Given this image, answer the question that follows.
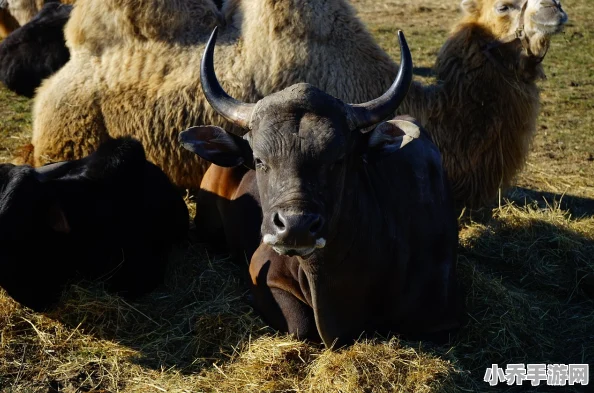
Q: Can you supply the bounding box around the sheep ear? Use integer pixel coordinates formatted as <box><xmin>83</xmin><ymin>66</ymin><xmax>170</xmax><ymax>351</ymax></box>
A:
<box><xmin>461</xmin><ymin>0</ymin><xmax>478</xmax><ymax>14</ymax></box>
<box><xmin>179</xmin><ymin>126</ymin><xmax>254</xmax><ymax>168</ymax></box>
<box><xmin>364</xmin><ymin>116</ymin><xmax>421</xmax><ymax>160</ymax></box>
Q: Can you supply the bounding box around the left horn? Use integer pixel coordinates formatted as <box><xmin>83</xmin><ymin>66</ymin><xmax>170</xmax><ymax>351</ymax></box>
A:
<box><xmin>348</xmin><ymin>30</ymin><xmax>413</xmax><ymax>129</ymax></box>
<box><xmin>201</xmin><ymin>26</ymin><xmax>256</xmax><ymax>129</ymax></box>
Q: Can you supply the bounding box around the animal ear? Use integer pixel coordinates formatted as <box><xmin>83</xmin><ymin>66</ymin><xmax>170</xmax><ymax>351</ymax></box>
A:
<box><xmin>364</xmin><ymin>116</ymin><xmax>421</xmax><ymax>160</ymax></box>
<box><xmin>460</xmin><ymin>0</ymin><xmax>478</xmax><ymax>14</ymax></box>
<box><xmin>47</xmin><ymin>203</ymin><xmax>70</xmax><ymax>233</ymax></box>
<box><xmin>179</xmin><ymin>126</ymin><xmax>254</xmax><ymax>168</ymax></box>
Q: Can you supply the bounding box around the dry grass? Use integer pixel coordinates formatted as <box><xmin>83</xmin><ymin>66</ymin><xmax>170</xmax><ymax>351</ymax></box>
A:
<box><xmin>1</xmin><ymin>0</ymin><xmax>593</xmax><ymax>392</ymax></box>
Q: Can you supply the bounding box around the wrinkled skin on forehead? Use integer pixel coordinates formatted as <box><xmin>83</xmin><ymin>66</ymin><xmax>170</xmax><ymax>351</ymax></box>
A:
<box><xmin>247</xmin><ymin>84</ymin><xmax>357</xmax><ymax>251</ymax></box>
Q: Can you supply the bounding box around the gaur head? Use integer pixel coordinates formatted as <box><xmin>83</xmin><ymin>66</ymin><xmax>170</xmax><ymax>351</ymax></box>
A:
<box><xmin>181</xmin><ymin>27</ymin><xmax>413</xmax><ymax>258</ymax></box>
<box><xmin>0</xmin><ymin>161</ymin><xmax>72</xmax><ymax>238</ymax></box>
<box><xmin>462</xmin><ymin>0</ymin><xmax>568</xmax><ymax>55</ymax></box>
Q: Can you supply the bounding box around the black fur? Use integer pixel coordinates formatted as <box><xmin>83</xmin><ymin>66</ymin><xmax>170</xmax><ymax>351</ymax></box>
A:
<box><xmin>0</xmin><ymin>1</ymin><xmax>71</xmax><ymax>98</ymax></box>
<box><xmin>0</xmin><ymin>137</ymin><xmax>189</xmax><ymax>311</ymax></box>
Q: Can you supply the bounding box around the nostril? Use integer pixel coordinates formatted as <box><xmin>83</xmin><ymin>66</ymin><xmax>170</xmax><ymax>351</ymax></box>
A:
<box><xmin>273</xmin><ymin>212</ymin><xmax>286</xmax><ymax>231</ymax></box>
<box><xmin>309</xmin><ymin>215</ymin><xmax>323</xmax><ymax>234</ymax></box>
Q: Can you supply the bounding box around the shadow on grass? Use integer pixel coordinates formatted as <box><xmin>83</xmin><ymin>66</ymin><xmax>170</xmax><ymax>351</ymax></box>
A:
<box><xmin>34</xmin><ymin>227</ymin><xmax>271</xmax><ymax>379</ymax></box>
<box><xmin>459</xmin><ymin>186</ymin><xmax>594</xmax><ymax>225</ymax></box>
<box><xmin>0</xmin><ymin>228</ymin><xmax>274</xmax><ymax>392</ymax></box>
<box><xmin>413</xmin><ymin>66</ymin><xmax>435</xmax><ymax>78</ymax></box>
<box><xmin>0</xmin><ymin>189</ymin><xmax>270</xmax><ymax>386</ymax></box>
<box><xmin>451</xmin><ymin>205</ymin><xmax>594</xmax><ymax>392</ymax></box>
<box><xmin>505</xmin><ymin>186</ymin><xmax>594</xmax><ymax>218</ymax></box>
<box><xmin>37</xmin><ymin>190</ymin><xmax>269</xmax><ymax>377</ymax></box>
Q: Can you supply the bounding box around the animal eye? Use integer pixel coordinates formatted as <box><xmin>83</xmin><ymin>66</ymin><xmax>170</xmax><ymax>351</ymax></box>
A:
<box><xmin>254</xmin><ymin>158</ymin><xmax>268</xmax><ymax>172</ymax></box>
<box><xmin>496</xmin><ymin>4</ymin><xmax>510</xmax><ymax>13</ymax></box>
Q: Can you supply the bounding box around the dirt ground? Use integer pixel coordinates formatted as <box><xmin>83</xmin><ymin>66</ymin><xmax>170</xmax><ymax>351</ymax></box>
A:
<box><xmin>0</xmin><ymin>0</ymin><xmax>592</xmax><ymax>392</ymax></box>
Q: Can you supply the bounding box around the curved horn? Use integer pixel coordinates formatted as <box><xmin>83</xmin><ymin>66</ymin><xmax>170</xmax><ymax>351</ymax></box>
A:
<box><xmin>349</xmin><ymin>30</ymin><xmax>413</xmax><ymax>129</ymax></box>
<box><xmin>201</xmin><ymin>26</ymin><xmax>255</xmax><ymax>129</ymax></box>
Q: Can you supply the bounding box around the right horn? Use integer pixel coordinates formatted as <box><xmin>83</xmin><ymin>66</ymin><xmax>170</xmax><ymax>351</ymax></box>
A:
<box><xmin>348</xmin><ymin>30</ymin><xmax>413</xmax><ymax>130</ymax></box>
<box><xmin>200</xmin><ymin>26</ymin><xmax>256</xmax><ymax>129</ymax></box>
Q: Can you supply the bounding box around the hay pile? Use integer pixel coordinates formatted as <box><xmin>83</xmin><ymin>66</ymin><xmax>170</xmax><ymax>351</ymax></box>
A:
<box><xmin>1</xmin><ymin>197</ymin><xmax>592</xmax><ymax>392</ymax></box>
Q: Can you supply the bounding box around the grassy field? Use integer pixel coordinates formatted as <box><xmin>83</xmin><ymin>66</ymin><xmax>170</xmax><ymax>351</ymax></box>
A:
<box><xmin>1</xmin><ymin>0</ymin><xmax>593</xmax><ymax>392</ymax></box>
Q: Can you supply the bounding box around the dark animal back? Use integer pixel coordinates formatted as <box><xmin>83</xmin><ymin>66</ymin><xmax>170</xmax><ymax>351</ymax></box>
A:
<box><xmin>0</xmin><ymin>2</ymin><xmax>71</xmax><ymax>97</ymax></box>
<box><xmin>0</xmin><ymin>137</ymin><xmax>188</xmax><ymax>310</ymax></box>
